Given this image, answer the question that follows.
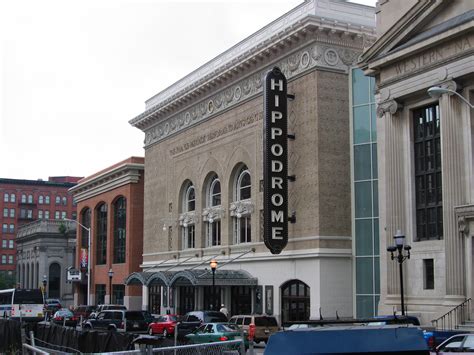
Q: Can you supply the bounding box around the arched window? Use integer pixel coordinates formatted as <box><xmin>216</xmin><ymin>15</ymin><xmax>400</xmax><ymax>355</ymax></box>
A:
<box><xmin>49</xmin><ymin>263</ymin><xmax>61</xmax><ymax>298</ymax></box>
<box><xmin>233</xmin><ymin>165</ymin><xmax>252</xmax><ymax>244</ymax></box>
<box><xmin>55</xmin><ymin>196</ymin><xmax>61</xmax><ymax>205</ymax></box>
<box><xmin>281</xmin><ymin>280</ymin><xmax>310</xmax><ymax>324</ymax></box>
<box><xmin>113</xmin><ymin>197</ymin><xmax>127</xmax><ymax>263</ymax></box>
<box><xmin>21</xmin><ymin>194</ymin><xmax>26</xmax><ymax>203</ymax></box>
<box><xmin>28</xmin><ymin>194</ymin><xmax>33</xmax><ymax>203</ymax></box>
<box><xmin>3</xmin><ymin>193</ymin><xmax>8</xmax><ymax>202</ymax></box>
<box><xmin>62</xmin><ymin>196</ymin><xmax>67</xmax><ymax>206</ymax></box>
<box><xmin>81</xmin><ymin>208</ymin><xmax>91</xmax><ymax>249</ymax></box>
<box><xmin>39</xmin><ymin>195</ymin><xmax>44</xmax><ymax>204</ymax></box>
<box><xmin>10</xmin><ymin>194</ymin><xmax>16</xmax><ymax>203</ymax></box>
<box><xmin>181</xmin><ymin>182</ymin><xmax>196</xmax><ymax>249</ymax></box>
<box><xmin>45</xmin><ymin>195</ymin><xmax>50</xmax><ymax>204</ymax></box>
<box><xmin>205</xmin><ymin>175</ymin><xmax>221</xmax><ymax>247</ymax></box>
<box><xmin>96</xmin><ymin>203</ymin><xmax>108</xmax><ymax>265</ymax></box>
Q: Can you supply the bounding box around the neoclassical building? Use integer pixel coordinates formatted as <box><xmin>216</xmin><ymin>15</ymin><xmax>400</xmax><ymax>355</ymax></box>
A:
<box><xmin>359</xmin><ymin>0</ymin><xmax>474</xmax><ymax>325</ymax></box>
<box><xmin>16</xmin><ymin>219</ymin><xmax>76</xmax><ymax>307</ymax></box>
<box><xmin>127</xmin><ymin>0</ymin><xmax>376</xmax><ymax>322</ymax></box>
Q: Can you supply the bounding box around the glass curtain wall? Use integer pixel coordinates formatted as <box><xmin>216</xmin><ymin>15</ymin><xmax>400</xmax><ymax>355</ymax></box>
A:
<box><xmin>351</xmin><ymin>68</ymin><xmax>380</xmax><ymax>317</ymax></box>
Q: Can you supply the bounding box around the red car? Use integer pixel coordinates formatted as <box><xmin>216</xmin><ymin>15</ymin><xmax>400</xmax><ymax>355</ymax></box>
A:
<box><xmin>148</xmin><ymin>314</ymin><xmax>178</xmax><ymax>337</ymax></box>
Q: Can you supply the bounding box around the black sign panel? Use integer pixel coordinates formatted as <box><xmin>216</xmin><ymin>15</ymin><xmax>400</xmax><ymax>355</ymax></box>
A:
<box><xmin>263</xmin><ymin>67</ymin><xmax>288</xmax><ymax>254</ymax></box>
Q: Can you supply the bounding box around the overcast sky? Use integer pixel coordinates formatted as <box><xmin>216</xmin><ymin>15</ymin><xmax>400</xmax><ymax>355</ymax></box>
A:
<box><xmin>0</xmin><ymin>0</ymin><xmax>374</xmax><ymax>181</ymax></box>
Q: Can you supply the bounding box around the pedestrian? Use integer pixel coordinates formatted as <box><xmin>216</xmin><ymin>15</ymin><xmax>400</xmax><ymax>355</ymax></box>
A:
<box><xmin>219</xmin><ymin>303</ymin><xmax>229</xmax><ymax>317</ymax></box>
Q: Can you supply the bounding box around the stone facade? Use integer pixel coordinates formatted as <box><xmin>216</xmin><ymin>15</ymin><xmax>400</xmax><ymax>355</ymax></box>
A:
<box><xmin>16</xmin><ymin>219</ymin><xmax>76</xmax><ymax>307</ymax></box>
<box><xmin>130</xmin><ymin>0</ymin><xmax>376</xmax><ymax>322</ymax></box>
<box><xmin>359</xmin><ymin>0</ymin><xmax>474</xmax><ymax>325</ymax></box>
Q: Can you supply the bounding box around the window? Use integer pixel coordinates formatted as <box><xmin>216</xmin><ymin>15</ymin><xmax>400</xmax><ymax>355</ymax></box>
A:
<box><xmin>113</xmin><ymin>197</ymin><xmax>127</xmax><ymax>263</ymax></box>
<box><xmin>45</xmin><ymin>210</ymin><xmax>50</xmax><ymax>219</ymax></box>
<box><xmin>45</xmin><ymin>196</ymin><xmax>50</xmax><ymax>204</ymax></box>
<box><xmin>96</xmin><ymin>203</ymin><xmax>108</xmax><ymax>264</ymax></box>
<box><xmin>95</xmin><ymin>284</ymin><xmax>106</xmax><ymax>305</ymax></box>
<box><xmin>10</xmin><ymin>194</ymin><xmax>16</xmax><ymax>203</ymax></box>
<box><xmin>62</xmin><ymin>197</ymin><xmax>67</xmax><ymax>206</ymax></box>
<box><xmin>112</xmin><ymin>285</ymin><xmax>125</xmax><ymax>304</ymax></box>
<box><xmin>181</xmin><ymin>183</ymin><xmax>196</xmax><ymax>249</ymax></box>
<box><xmin>27</xmin><ymin>210</ymin><xmax>33</xmax><ymax>219</ymax></box>
<box><xmin>1</xmin><ymin>255</ymin><xmax>5</xmax><ymax>264</ymax></box>
<box><xmin>81</xmin><ymin>208</ymin><xmax>91</xmax><ymax>249</ymax></box>
<box><xmin>423</xmin><ymin>259</ymin><xmax>434</xmax><ymax>290</ymax></box>
<box><xmin>9</xmin><ymin>240</ymin><xmax>13</xmax><ymax>249</ymax></box>
<box><xmin>233</xmin><ymin>166</ymin><xmax>252</xmax><ymax>244</ymax></box>
<box><xmin>38</xmin><ymin>210</ymin><xmax>43</xmax><ymax>219</ymax></box>
<box><xmin>20</xmin><ymin>209</ymin><xmax>26</xmax><ymax>218</ymax></box>
<box><xmin>27</xmin><ymin>195</ymin><xmax>33</xmax><ymax>203</ymax></box>
<box><xmin>1</xmin><ymin>240</ymin><xmax>6</xmax><ymax>248</ymax></box>
<box><xmin>21</xmin><ymin>194</ymin><xmax>26</xmax><ymax>203</ymax></box>
<box><xmin>39</xmin><ymin>195</ymin><xmax>44</xmax><ymax>204</ymax></box>
<box><xmin>206</xmin><ymin>175</ymin><xmax>221</xmax><ymax>247</ymax></box>
<box><xmin>2</xmin><ymin>224</ymin><xmax>7</xmax><ymax>233</ymax></box>
<box><xmin>61</xmin><ymin>211</ymin><xmax>66</xmax><ymax>219</ymax></box>
<box><xmin>3</xmin><ymin>208</ymin><xmax>8</xmax><ymax>218</ymax></box>
<box><xmin>3</xmin><ymin>193</ymin><xmax>8</xmax><ymax>202</ymax></box>
<box><xmin>55</xmin><ymin>196</ymin><xmax>61</xmax><ymax>205</ymax></box>
<box><xmin>8</xmin><ymin>255</ymin><xmax>13</xmax><ymax>264</ymax></box>
<box><xmin>55</xmin><ymin>211</ymin><xmax>60</xmax><ymax>220</ymax></box>
<box><xmin>9</xmin><ymin>224</ymin><xmax>14</xmax><ymax>233</ymax></box>
<box><xmin>72</xmin><ymin>212</ymin><xmax>77</xmax><ymax>220</ymax></box>
<box><xmin>414</xmin><ymin>104</ymin><xmax>442</xmax><ymax>241</ymax></box>
<box><xmin>9</xmin><ymin>209</ymin><xmax>14</xmax><ymax>218</ymax></box>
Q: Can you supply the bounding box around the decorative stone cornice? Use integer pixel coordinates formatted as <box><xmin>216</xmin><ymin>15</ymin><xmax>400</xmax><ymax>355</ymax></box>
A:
<box><xmin>141</xmin><ymin>43</ymin><xmax>364</xmax><ymax>147</ymax></box>
<box><xmin>179</xmin><ymin>212</ymin><xmax>198</xmax><ymax>227</ymax></box>
<box><xmin>229</xmin><ymin>200</ymin><xmax>254</xmax><ymax>218</ymax></box>
<box><xmin>376</xmin><ymin>99</ymin><xmax>403</xmax><ymax>118</ymax></box>
<box><xmin>17</xmin><ymin>220</ymin><xmax>77</xmax><ymax>241</ymax></box>
<box><xmin>70</xmin><ymin>162</ymin><xmax>144</xmax><ymax>203</ymax></box>
<box><xmin>202</xmin><ymin>206</ymin><xmax>225</xmax><ymax>223</ymax></box>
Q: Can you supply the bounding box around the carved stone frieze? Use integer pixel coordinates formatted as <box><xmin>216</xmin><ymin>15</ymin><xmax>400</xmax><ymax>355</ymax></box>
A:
<box><xmin>143</xmin><ymin>43</ymin><xmax>362</xmax><ymax>147</ymax></box>
<box><xmin>229</xmin><ymin>200</ymin><xmax>254</xmax><ymax>218</ymax></box>
<box><xmin>179</xmin><ymin>212</ymin><xmax>198</xmax><ymax>227</ymax></box>
<box><xmin>376</xmin><ymin>99</ymin><xmax>403</xmax><ymax>118</ymax></box>
<box><xmin>202</xmin><ymin>206</ymin><xmax>225</xmax><ymax>223</ymax></box>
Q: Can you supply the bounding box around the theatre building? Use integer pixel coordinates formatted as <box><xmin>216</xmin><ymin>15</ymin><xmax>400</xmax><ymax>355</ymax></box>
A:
<box><xmin>127</xmin><ymin>0</ymin><xmax>375</xmax><ymax>322</ymax></box>
<box><xmin>70</xmin><ymin>157</ymin><xmax>144</xmax><ymax>309</ymax></box>
<box><xmin>359</xmin><ymin>0</ymin><xmax>474</xmax><ymax>325</ymax></box>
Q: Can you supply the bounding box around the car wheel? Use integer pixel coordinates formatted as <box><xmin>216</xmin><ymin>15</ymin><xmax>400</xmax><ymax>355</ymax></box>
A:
<box><xmin>84</xmin><ymin>324</ymin><xmax>92</xmax><ymax>330</ymax></box>
<box><xmin>148</xmin><ymin>327</ymin><xmax>154</xmax><ymax>335</ymax></box>
<box><xmin>163</xmin><ymin>329</ymin><xmax>168</xmax><ymax>337</ymax></box>
<box><xmin>108</xmin><ymin>326</ymin><xmax>116</xmax><ymax>331</ymax></box>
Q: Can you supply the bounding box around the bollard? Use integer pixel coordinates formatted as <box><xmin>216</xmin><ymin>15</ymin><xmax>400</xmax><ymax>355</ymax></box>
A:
<box><xmin>29</xmin><ymin>331</ymin><xmax>35</xmax><ymax>346</ymax></box>
<box><xmin>248</xmin><ymin>323</ymin><xmax>255</xmax><ymax>355</ymax></box>
<box><xmin>63</xmin><ymin>316</ymin><xmax>66</xmax><ymax>327</ymax></box>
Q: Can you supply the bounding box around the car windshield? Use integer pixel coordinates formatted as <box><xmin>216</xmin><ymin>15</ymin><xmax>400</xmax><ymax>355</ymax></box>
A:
<box><xmin>126</xmin><ymin>311</ymin><xmax>145</xmax><ymax>320</ymax></box>
<box><xmin>255</xmin><ymin>316</ymin><xmax>278</xmax><ymax>326</ymax></box>
<box><xmin>168</xmin><ymin>315</ymin><xmax>177</xmax><ymax>322</ymax></box>
<box><xmin>55</xmin><ymin>309</ymin><xmax>73</xmax><ymax>317</ymax></box>
<box><xmin>217</xmin><ymin>324</ymin><xmax>239</xmax><ymax>332</ymax></box>
<box><xmin>204</xmin><ymin>312</ymin><xmax>227</xmax><ymax>323</ymax></box>
<box><xmin>107</xmin><ymin>305</ymin><xmax>127</xmax><ymax>310</ymax></box>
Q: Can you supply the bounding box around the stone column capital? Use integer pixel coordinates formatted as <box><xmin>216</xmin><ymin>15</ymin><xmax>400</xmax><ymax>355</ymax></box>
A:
<box><xmin>377</xmin><ymin>99</ymin><xmax>403</xmax><ymax>118</ymax></box>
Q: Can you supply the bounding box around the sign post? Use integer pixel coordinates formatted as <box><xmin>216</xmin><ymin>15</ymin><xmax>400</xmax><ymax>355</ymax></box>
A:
<box><xmin>263</xmin><ymin>67</ymin><xmax>289</xmax><ymax>254</ymax></box>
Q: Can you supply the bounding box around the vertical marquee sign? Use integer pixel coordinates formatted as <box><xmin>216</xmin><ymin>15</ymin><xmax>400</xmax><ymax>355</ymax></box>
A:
<box><xmin>263</xmin><ymin>67</ymin><xmax>288</xmax><ymax>254</ymax></box>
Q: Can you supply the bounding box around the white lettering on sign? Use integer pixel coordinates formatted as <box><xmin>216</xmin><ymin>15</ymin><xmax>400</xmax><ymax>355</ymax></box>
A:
<box><xmin>272</xmin><ymin>227</ymin><xmax>284</xmax><ymax>240</ymax></box>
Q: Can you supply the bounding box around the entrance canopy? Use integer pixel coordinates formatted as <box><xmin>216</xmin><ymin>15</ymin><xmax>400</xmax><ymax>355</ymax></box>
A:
<box><xmin>124</xmin><ymin>269</ymin><xmax>257</xmax><ymax>287</ymax></box>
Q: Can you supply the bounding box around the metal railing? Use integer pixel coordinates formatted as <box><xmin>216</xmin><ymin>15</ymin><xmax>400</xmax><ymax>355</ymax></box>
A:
<box><xmin>22</xmin><ymin>343</ymin><xmax>50</xmax><ymax>355</ymax></box>
<box><xmin>432</xmin><ymin>298</ymin><xmax>471</xmax><ymax>330</ymax></box>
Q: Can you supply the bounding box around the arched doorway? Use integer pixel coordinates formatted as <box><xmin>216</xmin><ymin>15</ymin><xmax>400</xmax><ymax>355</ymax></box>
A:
<box><xmin>49</xmin><ymin>263</ymin><xmax>61</xmax><ymax>298</ymax></box>
<box><xmin>281</xmin><ymin>280</ymin><xmax>310</xmax><ymax>324</ymax></box>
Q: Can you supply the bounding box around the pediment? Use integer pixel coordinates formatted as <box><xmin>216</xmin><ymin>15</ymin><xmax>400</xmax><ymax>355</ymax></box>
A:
<box><xmin>359</xmin><ymin>0</ymin><xmax>467</xmax><ymax>71</ymax></box>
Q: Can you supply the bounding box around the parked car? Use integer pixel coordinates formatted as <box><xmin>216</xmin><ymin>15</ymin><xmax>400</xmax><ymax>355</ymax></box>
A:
<box><xmin>52</xmin><ymin>308</ymin><xmax>77</xmax><ymax>327</ymax></box>
<box><xmin>89</xmin><ymin>304</ymin><xmax>127</xmax><ymax>318</ymax></box>
<box><xmin>73</xmin><ymin>305</ymin><xmax>96</xmax><ymax>323</ymax></box>
<box><xmin>229</xmin><ymin>314</ymin><xmax>279</xmax><ymax>343</ymax></box>
<box><xmin>177</xmin><ymin>311</ymin><xmax>228</xmax><ymax>338</ymax></box>
<box><xmin>435</xmin><ymin>333</ymin><xmax>474</xmax><ymax>353</ymax></box>
<box><xmin>44</xmin><ymin>299</ymin><xmax>62</xmax><ymax>319</ymax></box>
<box><xmin>83</xmin><ymin>310</ymin><xmax>151</xmax><ymax>332</ymax></box>
<box><xmin>148</xmin><ymin>314</ymin><xmax>179</xmax><ymax>337</ymax></box>
<box><xmin>185</xmin><ymin>322</ymin><xmax>249</xmax><ymax>348</ymax></box>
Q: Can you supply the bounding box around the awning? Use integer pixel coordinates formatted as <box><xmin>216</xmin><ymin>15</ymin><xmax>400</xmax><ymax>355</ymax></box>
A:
<box><xmin>124</xmin><ymin>269</ymin><xmax>257</xmax><ymax>287</ymax></box>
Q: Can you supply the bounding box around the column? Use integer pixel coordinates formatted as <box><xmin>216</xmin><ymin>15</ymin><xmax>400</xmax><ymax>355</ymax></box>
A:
<box><xmin>440</xmin><ymin>82</ymin><xmax>468</xmax><ymax>296</ymax></box>
<box><xmin>142</xmin><ymin>285</ymin><xmax>149</xmax><ymax>311</ymax></box>
<box><xmin>377</xmin><ymin>99</ymin><xmax>405</xmax><ymax>296</ymax></box>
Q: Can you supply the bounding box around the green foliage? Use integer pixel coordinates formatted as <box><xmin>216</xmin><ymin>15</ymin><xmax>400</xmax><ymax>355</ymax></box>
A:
<box><xmin>58</xmin><ymin>222</ymin><xmax>68</xmax><ymax>235</ymax></box>
<box><xmin>0</xmin><ymin>272</ymin><xmax>16</xmax><ymax>289</ymax></box>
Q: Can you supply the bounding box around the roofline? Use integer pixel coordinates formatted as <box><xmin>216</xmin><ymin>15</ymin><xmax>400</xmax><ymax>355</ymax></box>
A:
<box><xmin>0</xmin><ymin>178</ymin><xmax>78</xmax><ymax>188</ymax></box>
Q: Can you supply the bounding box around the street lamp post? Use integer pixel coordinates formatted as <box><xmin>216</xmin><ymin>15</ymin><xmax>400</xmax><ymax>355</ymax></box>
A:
<box><xmin>428</xmin><ymin>86</ymin><xmax>474</xmax><ymax>109</ymax></box>
<box><xmin>210</xmin><ymin>259</ymin><xmax>218</xmax><ymax>310</ymax></box>
<box><xmin>63</xmin><ymin>218</ymin><xmax>91</xmax><ymax>306</ymax></box>
<box><xmin>387</xmin><ymin>230</ymin><xmax>411</xmax><ymax>316</ymax></box>
<box><xmin>108</xmin><ymin>268</ymin><xmax>114</xmax><ymax>305</ymax></box>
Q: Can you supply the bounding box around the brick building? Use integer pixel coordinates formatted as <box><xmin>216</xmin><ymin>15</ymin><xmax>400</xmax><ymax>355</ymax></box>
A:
<box><xmin>0</xmin><ymin>177</ymin><xmax>81</xmax><ymax>286</ymax></box>
<box><xmin>69</xmin><ymin>157</ymin><xmax>144</xmax><ymax>309</ymax></box>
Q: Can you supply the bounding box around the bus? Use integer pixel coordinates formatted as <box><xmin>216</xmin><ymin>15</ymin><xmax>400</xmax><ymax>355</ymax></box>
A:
<box><xmin>0</xmin><ymin>288</ymin><xmax>45</xmax><ymax>321</ymax></box>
